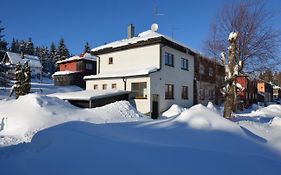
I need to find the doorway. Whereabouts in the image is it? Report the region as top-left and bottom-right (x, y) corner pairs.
(151, 94), (159, 119)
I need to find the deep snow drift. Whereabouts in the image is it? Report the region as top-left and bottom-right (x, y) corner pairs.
(0, 93), (148, 146)
(1, 93), (281, 174)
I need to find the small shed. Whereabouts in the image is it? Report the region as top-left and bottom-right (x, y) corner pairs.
(49, 90), (131, 108)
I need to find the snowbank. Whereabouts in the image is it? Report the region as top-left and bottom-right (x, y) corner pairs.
(176, 104), (243, 133)
(253, 105), (281, 118)
(271, 117), (281, 127)
(0, 93), (148, 146)
(162, 104), (185, 118)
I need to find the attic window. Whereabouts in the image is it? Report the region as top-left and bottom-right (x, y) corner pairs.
(108, 57), (113, 64)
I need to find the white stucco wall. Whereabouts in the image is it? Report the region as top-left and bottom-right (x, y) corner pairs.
(97, 44), (161, 73)
(87, 43), (195, 116)
(86, 76), (151, 114)
(150, 46), (194, 113)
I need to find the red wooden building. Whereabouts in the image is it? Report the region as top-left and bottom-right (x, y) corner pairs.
(235, 75), (257, 108)
(53, 53), (96, 89)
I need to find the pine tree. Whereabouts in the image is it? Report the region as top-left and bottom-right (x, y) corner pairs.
(49, 42), (57, 73)
(22, 61), (31, 94)
(10, 63), (24, 98)
(56, 38), (69, 61)
(10, 38), (19, 53)
(84, 42), (91, 53)
(25, 37), (34, 55)
(0, 20), (8, 51)
(19, 40), (26, 56)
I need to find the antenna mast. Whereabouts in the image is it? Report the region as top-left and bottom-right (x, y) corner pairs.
(153, 5), (164, 22)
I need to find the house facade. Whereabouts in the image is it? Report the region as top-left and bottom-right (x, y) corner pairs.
(273, 85), (281, 100)
(257, 80), (273, 103)
(53, 53), (96, 88)
(235, 75), (257, 108)
(193, 54), (224, 105)
(2, 51), (42, 78)
(84, 28), (194, 118)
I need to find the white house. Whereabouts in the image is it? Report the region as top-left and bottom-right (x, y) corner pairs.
(2, 52), (42, 77)
(84, 25), (194, 118)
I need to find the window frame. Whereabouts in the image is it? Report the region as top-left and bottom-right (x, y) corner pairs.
(164, 52), (174, 67)
(85, 63), (93, 70)
(93, 84), (98, 90)
(111, 83), (117, 89)
(102, 84), (107, 90)
(131, 82), (147, 99)
(108, 57), (113, 64)
(181, 86), (189, 99)
(199, 88), (205, 100)
(165, 84), (174, 99)
(199, 64), (205, 75)
(181, 58), (189, 71)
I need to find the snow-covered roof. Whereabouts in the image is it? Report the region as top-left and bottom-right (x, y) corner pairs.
(56, 53), (96, 64)
(273, 85), (281, 89)
(84, 66), (158, 80)
(49, 89), (130, 101)
(53, 71), (80, 76)
(5, 52), (42, 68)
(91, 29), (195, 54)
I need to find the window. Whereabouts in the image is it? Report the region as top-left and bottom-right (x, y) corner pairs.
(181, 58), (189, 70)
(102, 84), (107, 90)
(209, 90), (214, 100)
(182, 86), (188, 99)
(199, 64), (205, 74)
(86, 63), (93, 70)
(112, 83), (117, 89)
(209, 67), (214, 76)
(108, 57), (113, 64)
(77, 62), (83, 71)
(93, 84), (98, 90)
(165, 84), (174, 99)
(131, 82), (147, 99)
(199, 89), (205, 100)
(165, 52), (174, 67)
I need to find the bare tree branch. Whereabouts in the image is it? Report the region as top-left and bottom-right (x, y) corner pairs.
(205, 0), (281, 73)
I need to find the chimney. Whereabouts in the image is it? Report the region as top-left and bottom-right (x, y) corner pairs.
(127, 24), (135, 39)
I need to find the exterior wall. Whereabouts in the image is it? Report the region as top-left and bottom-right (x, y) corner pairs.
(97, 44), (161, 73)
(257, 82), (265, 93)
(59, 62), (77, 71)
(193, 54), (225, 105)
(236, 76), (248, 99)
(86, 76), (151, 114)
(195, 81), (216, 106)
(87, 44), (194, 116)
(257, 81), (273, 102)
(273, 88), (281, 99)
(150, 46), (194, 113)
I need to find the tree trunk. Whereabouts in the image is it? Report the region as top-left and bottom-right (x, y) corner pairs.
(223, 32), (238, 119)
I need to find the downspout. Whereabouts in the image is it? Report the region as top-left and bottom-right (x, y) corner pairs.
(97, 56), (101, 74)
(91, 51), (100, 74)
(122, 77), (127, 90)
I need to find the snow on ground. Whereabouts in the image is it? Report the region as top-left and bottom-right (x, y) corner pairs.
(1, 102), (281, 174)
(0, 77), (82, 100)
(1, 81), (281, 175)
(161, 104), (185, 118)
(234, 104), (281, 152)
(0, 93), (148, 146)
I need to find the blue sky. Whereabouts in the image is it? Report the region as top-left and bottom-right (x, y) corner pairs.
(1, 0), (281, 55)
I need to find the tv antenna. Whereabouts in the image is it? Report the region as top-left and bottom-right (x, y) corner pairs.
(153, 5), (164, 22)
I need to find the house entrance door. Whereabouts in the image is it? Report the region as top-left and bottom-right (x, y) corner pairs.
(151, 94), (159, 119)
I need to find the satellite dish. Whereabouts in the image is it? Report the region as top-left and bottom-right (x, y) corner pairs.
(151, 23), (158, 32)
